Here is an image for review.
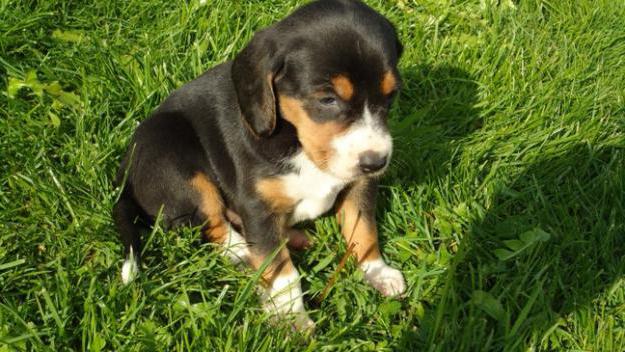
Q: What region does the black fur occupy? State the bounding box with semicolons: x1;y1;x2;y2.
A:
113;0;401;267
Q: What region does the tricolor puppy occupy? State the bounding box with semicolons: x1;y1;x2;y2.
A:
113;0;405;329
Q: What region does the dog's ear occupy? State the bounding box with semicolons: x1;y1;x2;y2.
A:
232;29;284;137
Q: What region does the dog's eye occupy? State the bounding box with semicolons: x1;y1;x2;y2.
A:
319;96;337;106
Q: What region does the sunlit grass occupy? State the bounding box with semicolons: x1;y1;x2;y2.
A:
1;0;624;350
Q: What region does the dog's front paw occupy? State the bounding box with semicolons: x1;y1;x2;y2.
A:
261;271;315;331
361;259;406;297
262;301;315;331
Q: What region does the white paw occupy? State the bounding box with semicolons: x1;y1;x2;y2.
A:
221;225;250;264
262;271;315;331
121;247;139;285
361;259;406;297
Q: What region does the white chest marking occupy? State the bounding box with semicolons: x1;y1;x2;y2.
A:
282;152;348;224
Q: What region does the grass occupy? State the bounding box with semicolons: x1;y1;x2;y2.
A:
1;0;624;350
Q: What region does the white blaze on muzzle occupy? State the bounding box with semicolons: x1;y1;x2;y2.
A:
328;105;393;180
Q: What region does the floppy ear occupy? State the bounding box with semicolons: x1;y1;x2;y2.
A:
231;29;283;137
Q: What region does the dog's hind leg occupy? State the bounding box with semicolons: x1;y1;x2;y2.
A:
189;172;250;264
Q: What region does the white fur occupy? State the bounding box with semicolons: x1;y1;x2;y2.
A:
221;225;249;264
361;258;406;297
121;247;139;285
328;104;393;180
282;152;348;225
278;104;392;224
262;270;314;330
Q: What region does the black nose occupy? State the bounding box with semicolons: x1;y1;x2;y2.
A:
358;152;388;173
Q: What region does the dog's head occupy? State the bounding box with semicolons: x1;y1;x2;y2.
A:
232;0;402;181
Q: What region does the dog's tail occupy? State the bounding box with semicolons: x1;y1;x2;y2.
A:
113;186;142;285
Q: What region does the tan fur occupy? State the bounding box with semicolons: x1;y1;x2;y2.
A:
279;95;348;169
190;172;229;243
335;182;381;263
381;71;397;96
249;246;295;285
331;74;354;101
256;178;296;213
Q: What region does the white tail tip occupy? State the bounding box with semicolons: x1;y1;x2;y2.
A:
121;247;139;284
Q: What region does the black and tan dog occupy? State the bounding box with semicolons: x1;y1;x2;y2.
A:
113;0;405;329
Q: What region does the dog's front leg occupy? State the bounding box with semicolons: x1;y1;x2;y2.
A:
239;203;314;330
336;179;406;297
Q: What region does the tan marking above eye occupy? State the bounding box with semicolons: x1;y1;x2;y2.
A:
279;95;349;169
381;71;397;96
330;74;355;101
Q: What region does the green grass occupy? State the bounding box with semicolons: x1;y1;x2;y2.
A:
1;0;624;350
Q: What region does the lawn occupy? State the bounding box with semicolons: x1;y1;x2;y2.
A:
1;0;624;350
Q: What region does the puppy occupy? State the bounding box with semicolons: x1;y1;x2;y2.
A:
113;0;405;329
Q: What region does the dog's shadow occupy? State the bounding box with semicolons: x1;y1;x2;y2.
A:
407;145;625;350
384;64;482;186
383;66;625;350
